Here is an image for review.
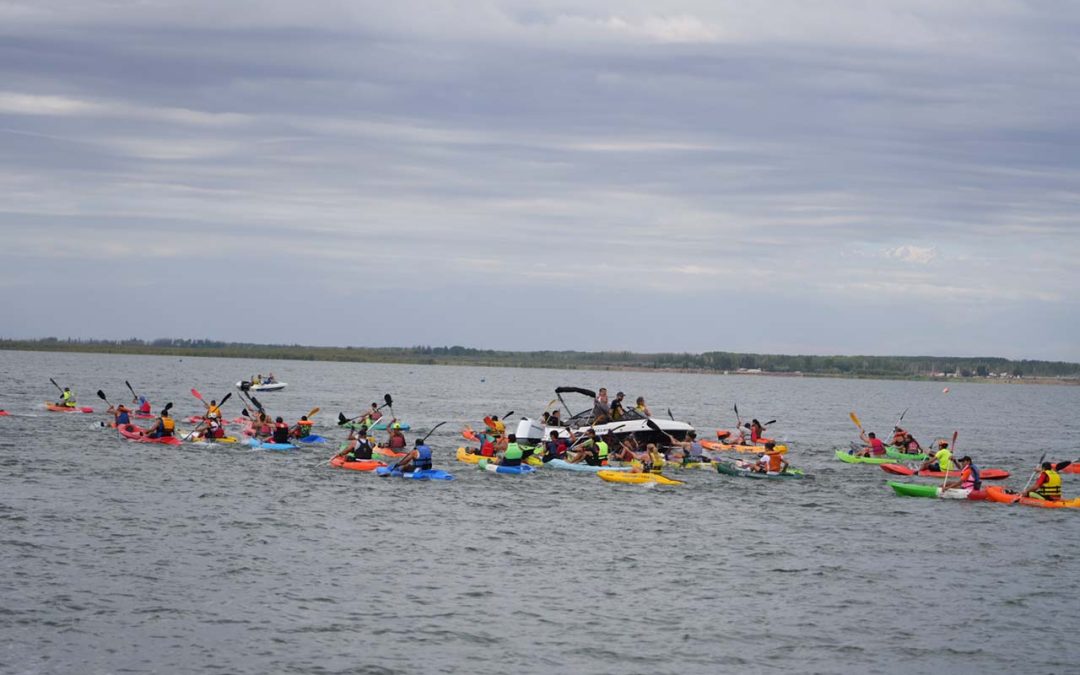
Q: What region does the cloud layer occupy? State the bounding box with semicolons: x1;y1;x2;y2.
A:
1;1;1077;359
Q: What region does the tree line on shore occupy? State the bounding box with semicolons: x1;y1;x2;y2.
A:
2;338;1078;380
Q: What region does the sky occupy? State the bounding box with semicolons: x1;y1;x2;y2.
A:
1;1;1078;360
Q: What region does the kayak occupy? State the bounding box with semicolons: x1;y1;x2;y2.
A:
714;460;809;480
597;470;683;485
236;381;287;392
884;446;928;461
117;423;182;445
296;435;327;444
888;481;986;500
329;455;386;472
477;459;536;475
132;412;156;419
456;447;542;466
370;420;411;431
245;438;298;451
0;410;8;416
835;450;897;465
879;464;1010;480
546;459;632;473
187;416;240;425
702;439;788;454
373;447;406;462
45;403;94;414
188;435;239;444
985;485;1080;508
375;466;454;480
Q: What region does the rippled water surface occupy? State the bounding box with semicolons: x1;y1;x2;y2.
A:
2;351;1079;674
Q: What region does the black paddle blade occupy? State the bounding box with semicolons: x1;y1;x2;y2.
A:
645;419;662;433
250;395;264;412
764;420;777;426
734;403;739;416
338;412;347;425
1055;460;1072;471
667;408;674;421
384;393;393;407
219;392;232;406
163;402;173;413
96;390;107;400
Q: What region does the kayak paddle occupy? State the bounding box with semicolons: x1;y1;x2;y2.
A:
849;411;864;432
125;380;139;401
49;377;64;395
96;390;111;407
420;421;449;444
941;430;958;489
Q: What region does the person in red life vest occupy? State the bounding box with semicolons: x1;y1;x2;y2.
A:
270;417;291;444
855;430;886;457
541;430;568;462
1024;462;1063;501
134;395;152;415
385;421;408;450
749;419;772;444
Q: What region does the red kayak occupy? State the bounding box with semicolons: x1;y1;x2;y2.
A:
330;455;386;472
880;464;1009;480
117;423;181;445
132;412;156;419
0;410;8;416
45;403;94;414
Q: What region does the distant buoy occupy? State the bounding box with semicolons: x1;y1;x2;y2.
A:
942;387;950;394
481;378;486;383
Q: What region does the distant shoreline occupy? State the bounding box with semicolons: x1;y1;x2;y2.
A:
2;338;1078;386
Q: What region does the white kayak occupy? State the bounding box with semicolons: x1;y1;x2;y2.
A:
236;381;287;392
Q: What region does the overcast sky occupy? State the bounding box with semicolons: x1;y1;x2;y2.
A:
1;1;1077;360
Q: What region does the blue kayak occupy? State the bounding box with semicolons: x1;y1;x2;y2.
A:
478;459;535;475
296;435;327;444
245;438;298;451
547;459;632;473
375;466;454;480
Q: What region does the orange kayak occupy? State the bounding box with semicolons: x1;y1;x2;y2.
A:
45;403;94;414
985;485;1080;508
701;439;788;454
330;456;386;472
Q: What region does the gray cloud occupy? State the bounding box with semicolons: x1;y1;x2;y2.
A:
0;1;1077;359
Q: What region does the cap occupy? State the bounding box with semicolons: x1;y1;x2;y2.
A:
392;423;401;430
616;391;625;397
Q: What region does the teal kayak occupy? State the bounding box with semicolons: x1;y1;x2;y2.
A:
715;460;809;479
341;420;411;431
245;438;298;451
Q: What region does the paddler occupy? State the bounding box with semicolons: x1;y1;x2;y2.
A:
270;416;291;445
1024;462;1062;502
496;434;526;466
385;421;408;451
541;430;568;462
134;395;152;415
337;426;375;461
364;402;383;423
108;403;132;427
943;456;981;492
57;386;77;408
920;439;954;473
753;442;788;474
717;424;747;446
547;409;563;427
485;415;506;437
567;428;600;465
145;409;175;439
292;415;314;439
395;438;434;473
854;430;887;457
633;443;665;474
749;419;772;444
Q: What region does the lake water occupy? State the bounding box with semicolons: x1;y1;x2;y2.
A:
1;350;1078;674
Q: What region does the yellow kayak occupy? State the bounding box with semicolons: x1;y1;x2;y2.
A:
456;447;542;466
702;440;788;454
597;470;684;486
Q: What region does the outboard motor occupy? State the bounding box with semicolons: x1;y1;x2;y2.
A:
515;418;544;447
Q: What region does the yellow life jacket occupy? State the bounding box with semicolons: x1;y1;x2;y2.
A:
1037;470;1062;500
161;417;175;434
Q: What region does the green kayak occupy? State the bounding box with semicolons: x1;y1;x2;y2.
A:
835;449;900;465
885;445;927;461
715;460;809;479
888;481;984;500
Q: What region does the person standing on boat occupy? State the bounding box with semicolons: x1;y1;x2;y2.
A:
592;388;611;424
610;392;626;421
